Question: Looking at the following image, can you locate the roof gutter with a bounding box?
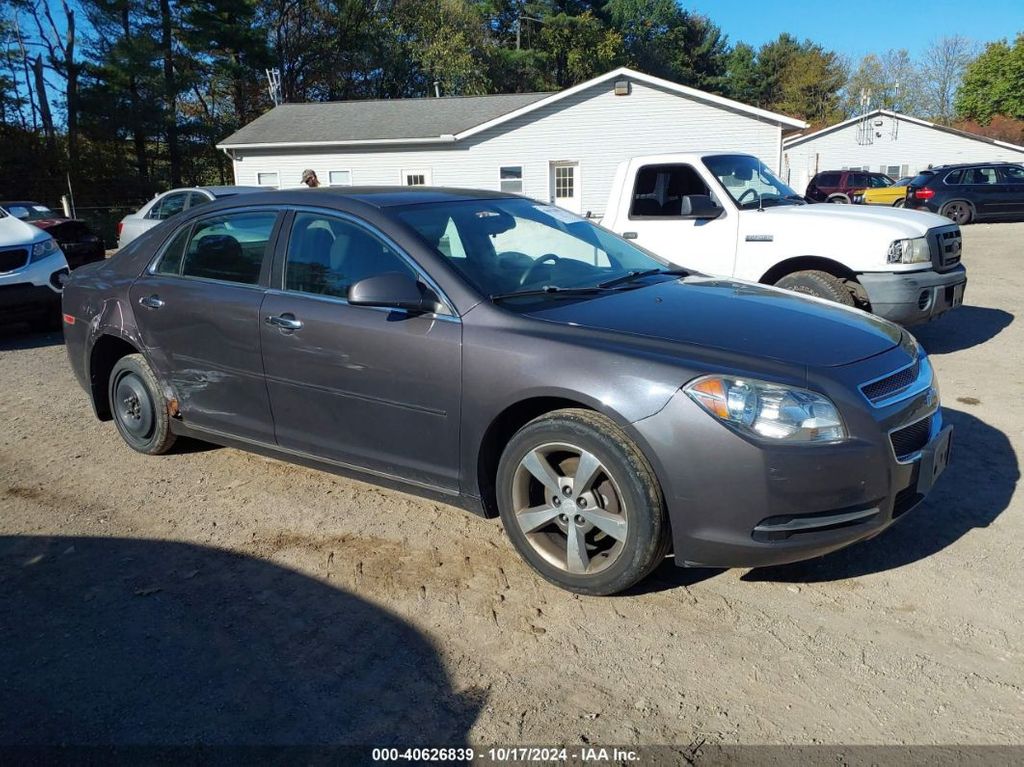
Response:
[216,134,458,151]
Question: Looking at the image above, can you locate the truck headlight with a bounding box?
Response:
[887,237,930,264]
[30,237,60,263]
[684,376,847,443]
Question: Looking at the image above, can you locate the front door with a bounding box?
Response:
[550,162,581,214]
[260,210,463,492]
[129,209,281,442]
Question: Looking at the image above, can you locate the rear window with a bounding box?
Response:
[911,172,936,187]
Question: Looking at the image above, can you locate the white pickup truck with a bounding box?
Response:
[601,153,967,325]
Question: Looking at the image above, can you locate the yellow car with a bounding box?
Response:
[854,177,913,207]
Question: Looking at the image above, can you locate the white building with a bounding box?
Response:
[218,67,806,217]
[784,109,1024,193]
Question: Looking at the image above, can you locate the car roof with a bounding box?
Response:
[193,186,522,209]
[0,200,51,207]
[926,161,1023,170]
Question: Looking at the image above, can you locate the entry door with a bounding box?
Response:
[550,162,582,213]
[260,211,463,491]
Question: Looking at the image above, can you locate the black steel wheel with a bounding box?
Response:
[108,354,176,455]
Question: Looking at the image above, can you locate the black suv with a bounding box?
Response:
[905,162,1024,224]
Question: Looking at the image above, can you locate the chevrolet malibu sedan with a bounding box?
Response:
[62,188,952,595]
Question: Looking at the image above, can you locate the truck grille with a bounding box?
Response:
[928,225,962,271]
[861,361,920,404]
[890,415,932,461]
[0,248,28,272]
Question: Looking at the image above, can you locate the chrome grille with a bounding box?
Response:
[890,415,932,461]
[861,361,920,404]
[0,248,28,272]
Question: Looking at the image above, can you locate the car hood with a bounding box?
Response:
[0,214,48,247]
[524,277,903,368]
[761,202,950,236]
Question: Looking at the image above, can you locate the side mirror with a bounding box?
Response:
[679,194,723,220]
[347,272,440,314]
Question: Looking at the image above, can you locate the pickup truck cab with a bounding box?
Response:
[602,153,967,326]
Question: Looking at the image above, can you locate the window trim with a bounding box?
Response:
[328,170,353,187]
[146,207,284,289]
[276,206,458,319]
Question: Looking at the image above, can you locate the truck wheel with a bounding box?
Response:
[774,270,855,307]
[826,194,850,204]
[940,201,973,225]
[496,408,670,596]
[108,354,177,455]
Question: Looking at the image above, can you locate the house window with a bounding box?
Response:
[500,166,523,194]
[329,170,352,186]
[554,166,574,198]
[257,172,279,187]
[402,169,431,186]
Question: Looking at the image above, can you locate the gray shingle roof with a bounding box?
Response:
[219,92,553,147]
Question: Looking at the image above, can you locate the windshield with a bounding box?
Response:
[702,155,803,209]
[4,203,57,221]
[395,198,672,300]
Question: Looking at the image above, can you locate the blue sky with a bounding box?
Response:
[684,0,1022,59]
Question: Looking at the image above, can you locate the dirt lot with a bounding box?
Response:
[1,223,1021,749]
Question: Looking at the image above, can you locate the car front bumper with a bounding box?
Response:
[858,265,967,325]
[0,251,68,321]
[631,353,949,569]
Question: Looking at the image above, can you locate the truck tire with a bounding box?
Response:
[774,270,855,307]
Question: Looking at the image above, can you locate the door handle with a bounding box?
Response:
[265,313,303,331]
[622,231,638,239]
[138,295,164,309]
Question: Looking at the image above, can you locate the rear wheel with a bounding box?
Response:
[940,201,973,225]
[774,270,855,307]
[496,409,669,595]
[826,194,850,204]
[108,354,176,455]
[893,199,905,208]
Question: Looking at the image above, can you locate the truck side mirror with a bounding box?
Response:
[679,195,722,220]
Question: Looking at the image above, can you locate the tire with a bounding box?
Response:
[893,199,905,208]
[774,270,855,307]
[496,408,670,596]
[108,354,176,455]
[826,194,850,204]
[940,200,973,225]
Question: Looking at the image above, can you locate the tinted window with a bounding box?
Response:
[147,192,188,220]
[848,173,870,188]
[187,191,210,209]
[1001,165,1024,183]
[285,213,416,299]
[179,211,276,285]
[630,164,711,217]
[154,225,192,276]
[814,173,841,187]
[912,172,937,186]
[966,167,999,185]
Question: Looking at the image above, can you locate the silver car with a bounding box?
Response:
[116,186,261,249]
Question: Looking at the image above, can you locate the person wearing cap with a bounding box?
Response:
[301,169,320,188]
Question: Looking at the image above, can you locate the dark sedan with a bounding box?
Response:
[62,188,952,595]
[0,201,105,269]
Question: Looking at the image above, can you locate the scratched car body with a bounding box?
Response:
[62,188,952,595]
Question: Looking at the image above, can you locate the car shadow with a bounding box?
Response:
[0,325,64,350]
[0,536,482,746]
[912,306,1013,355]
[742,407,1017,584]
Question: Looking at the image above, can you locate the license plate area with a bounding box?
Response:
[917,425,953,494]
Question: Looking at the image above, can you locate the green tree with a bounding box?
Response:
[538,10,621,87]
[955,33,1024,122]
[843,49,920,117]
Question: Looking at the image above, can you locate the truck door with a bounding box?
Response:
[616,163,739,277]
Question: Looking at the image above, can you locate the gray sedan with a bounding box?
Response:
[63,188,952,595]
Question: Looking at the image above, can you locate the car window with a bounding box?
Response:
[867,174,893,188]
[147,192,189,221]
[284,212,417,299]
[911,171,937,186]
[630,164,712,217]
[178,211,276,285]
[187,192,211,209]
[816,173,841,187]
[849,173,870,188]
[966,167,998,185]
[999,166,1024,183]
[154,225,193,276]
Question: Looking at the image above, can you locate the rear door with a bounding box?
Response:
[963,166,1002,216]
[129,209,281,442]
[997,165,1024,218]
[260,209,463,491]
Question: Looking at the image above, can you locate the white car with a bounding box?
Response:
[0,206,70,327]
[602,153,967,325]
[117,186,262,249]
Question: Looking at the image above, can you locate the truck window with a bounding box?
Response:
[630,164,710,218]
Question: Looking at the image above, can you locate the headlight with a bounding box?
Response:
[30,237,60,263]
[887,237,930,264]
[684,376,847,443]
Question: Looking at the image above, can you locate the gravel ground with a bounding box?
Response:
[1,223,1021,748]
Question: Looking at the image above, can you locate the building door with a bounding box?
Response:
[550,161,581,213]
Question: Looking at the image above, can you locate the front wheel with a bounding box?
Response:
[774,270,855,307]
[109,354,177,455]
[496,409,670,595]
[941,201,973,225]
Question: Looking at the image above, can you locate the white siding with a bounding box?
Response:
[230,78,784,217]
[784,113,1024,194]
